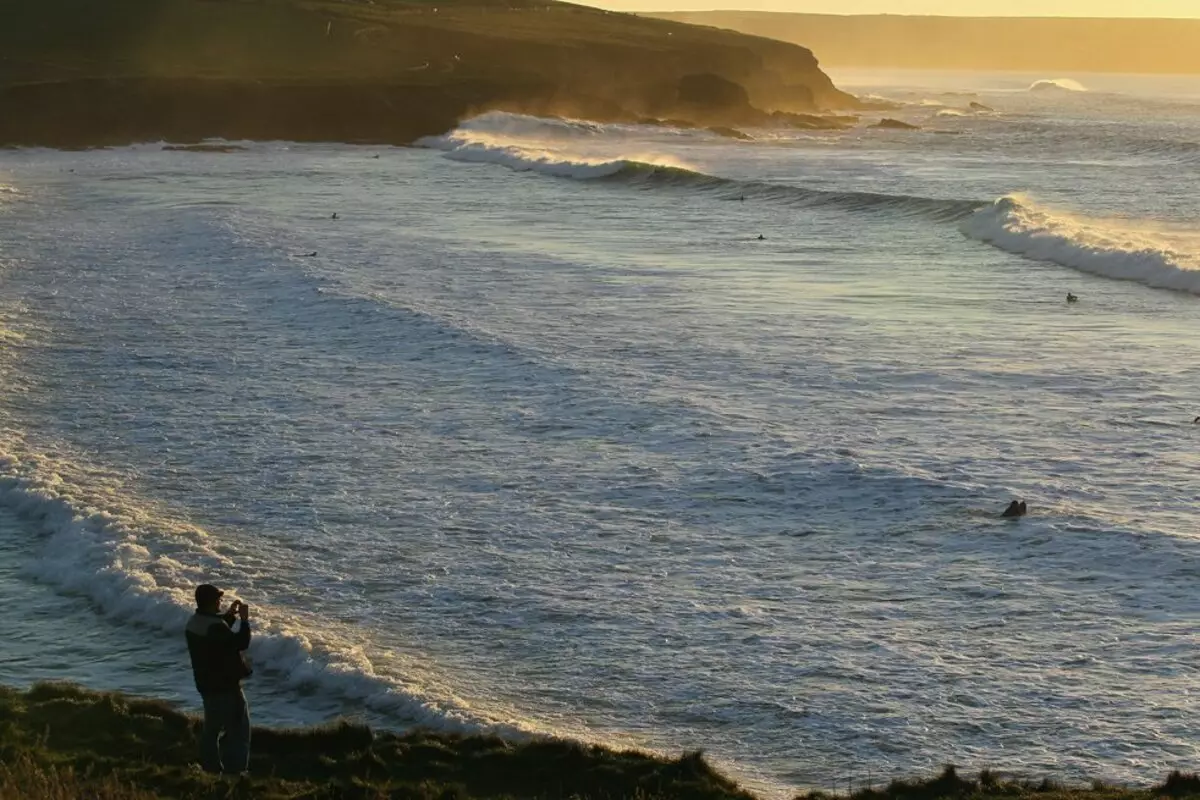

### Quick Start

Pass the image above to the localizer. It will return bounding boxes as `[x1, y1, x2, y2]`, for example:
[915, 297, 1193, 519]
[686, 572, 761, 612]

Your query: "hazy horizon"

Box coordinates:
[582, 1, 1200, 17]
[647, 10, 1200, 74]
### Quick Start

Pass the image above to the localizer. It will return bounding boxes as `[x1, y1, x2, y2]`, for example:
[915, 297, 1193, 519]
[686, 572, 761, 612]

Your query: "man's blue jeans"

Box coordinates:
[200, 688, 250, 774]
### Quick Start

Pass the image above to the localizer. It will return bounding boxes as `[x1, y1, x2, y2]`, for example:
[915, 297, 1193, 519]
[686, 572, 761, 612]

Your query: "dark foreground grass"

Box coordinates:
[1, 683, 1198, 800]
[0, 682, 751, 800]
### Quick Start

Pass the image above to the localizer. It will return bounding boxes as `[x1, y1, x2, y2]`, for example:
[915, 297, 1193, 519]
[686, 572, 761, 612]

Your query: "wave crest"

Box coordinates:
[961, 195, 1200, 292]
[454, 110, 621, 140]
[1028, 78, 1088, 93]
[421, 122, 984, 222]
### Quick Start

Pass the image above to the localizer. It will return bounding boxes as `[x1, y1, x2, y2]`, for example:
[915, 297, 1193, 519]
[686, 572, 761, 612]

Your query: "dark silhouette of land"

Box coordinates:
[0, 0, 861, 148]
[649, 13, 1200, 75]
[5, 682, 1200, 800]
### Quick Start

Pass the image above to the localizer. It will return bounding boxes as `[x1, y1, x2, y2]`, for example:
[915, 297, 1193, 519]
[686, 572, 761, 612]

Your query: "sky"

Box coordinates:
[582, 0, 1200, 16]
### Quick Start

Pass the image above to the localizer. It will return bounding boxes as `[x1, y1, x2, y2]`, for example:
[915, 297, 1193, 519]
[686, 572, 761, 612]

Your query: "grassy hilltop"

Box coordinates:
[0, 0, 859, 148]
[4, 682, 1200, 800]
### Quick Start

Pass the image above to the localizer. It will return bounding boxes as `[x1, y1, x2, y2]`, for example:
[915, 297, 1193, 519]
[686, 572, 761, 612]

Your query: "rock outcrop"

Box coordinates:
[871, 118, 921, 130]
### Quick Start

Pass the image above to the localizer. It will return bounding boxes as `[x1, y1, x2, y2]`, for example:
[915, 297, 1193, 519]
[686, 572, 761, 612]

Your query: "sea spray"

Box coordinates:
[961, 195, 1200, 292]
[1028, 78, 1089, 93]
[422, 118, 984, 221]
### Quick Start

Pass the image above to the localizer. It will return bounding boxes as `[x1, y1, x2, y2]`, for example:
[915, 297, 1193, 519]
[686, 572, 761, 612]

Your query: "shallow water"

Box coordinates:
[1, 68, 1198, 796]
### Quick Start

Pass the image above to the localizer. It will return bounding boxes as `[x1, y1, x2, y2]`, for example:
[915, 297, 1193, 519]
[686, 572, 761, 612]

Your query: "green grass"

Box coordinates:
[0, 0, 859, 146]
[2, 682, 1199, 800]
[0, 0, 852, 105]
[0, 682, 756, 800]
[0, 0, 820, 86]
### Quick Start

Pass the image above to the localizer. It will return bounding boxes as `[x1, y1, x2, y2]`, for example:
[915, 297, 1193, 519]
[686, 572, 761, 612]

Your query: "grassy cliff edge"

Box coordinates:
[3, 682, 1199, 800]
[0, 0, 861, 148]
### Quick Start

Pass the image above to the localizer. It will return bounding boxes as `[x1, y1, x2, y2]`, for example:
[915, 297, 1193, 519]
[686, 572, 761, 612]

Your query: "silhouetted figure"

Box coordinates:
[1001, 500, 1027, 518]
[1066, 293, 1078, 303]
[1193, 416, 1200, 424]
[331, 213, 339, 220]
[756, 234, 766, 240]
[186, 584, 252, 774]
[739, 195, 745, 202]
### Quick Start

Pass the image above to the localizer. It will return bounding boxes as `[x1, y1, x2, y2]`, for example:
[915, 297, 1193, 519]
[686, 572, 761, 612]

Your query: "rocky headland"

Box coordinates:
[0, 0, 862, 148]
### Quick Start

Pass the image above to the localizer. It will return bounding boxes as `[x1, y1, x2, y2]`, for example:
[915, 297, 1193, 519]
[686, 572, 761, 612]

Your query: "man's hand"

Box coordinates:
[238, 602, 250, 622]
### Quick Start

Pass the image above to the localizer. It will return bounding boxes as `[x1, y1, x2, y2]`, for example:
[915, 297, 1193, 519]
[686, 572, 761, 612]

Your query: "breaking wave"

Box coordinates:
[961, 195, 1200, 293]
[453, 110, 625, 140]
[451, 110, 702, 140]
[420, 127, 985, 222]
[0, 436, 535, 739]
[427, 115, 1200, 293]
[1028, 78, 1089, 93]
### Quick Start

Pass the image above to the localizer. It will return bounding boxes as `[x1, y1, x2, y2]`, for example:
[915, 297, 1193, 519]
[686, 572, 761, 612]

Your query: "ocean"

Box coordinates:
[1, 68, 1198, 795]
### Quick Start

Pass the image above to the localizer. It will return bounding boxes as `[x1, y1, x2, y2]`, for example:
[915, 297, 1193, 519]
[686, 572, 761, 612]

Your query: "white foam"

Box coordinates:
[0, 436, 536, 738]
[1028, 78, 1088, 93]
[419, 135, 634, 178]
[0, 183, 21, 210]
[450, 110, 688, 142]
[454, 110, 613, 139]
[418, 127, 692, 180]
[962, 195, 1200, 292]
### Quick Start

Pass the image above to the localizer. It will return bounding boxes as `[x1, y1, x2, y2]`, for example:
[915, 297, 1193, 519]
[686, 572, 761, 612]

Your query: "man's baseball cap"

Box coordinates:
[195, 584, 224, 607]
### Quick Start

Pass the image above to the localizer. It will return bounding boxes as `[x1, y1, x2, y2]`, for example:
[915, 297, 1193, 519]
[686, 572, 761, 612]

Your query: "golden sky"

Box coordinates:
[585, 0, 1200, 15]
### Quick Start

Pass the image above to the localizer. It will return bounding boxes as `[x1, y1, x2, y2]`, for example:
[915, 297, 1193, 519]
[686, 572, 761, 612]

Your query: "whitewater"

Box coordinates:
[1, 68, 1199, 795]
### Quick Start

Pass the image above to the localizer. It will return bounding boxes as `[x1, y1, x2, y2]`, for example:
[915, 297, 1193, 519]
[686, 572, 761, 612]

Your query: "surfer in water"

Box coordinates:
[1001, 500, 1027, 518]
[1066, 293, 1078, 303]
[756, 234, 766, 240]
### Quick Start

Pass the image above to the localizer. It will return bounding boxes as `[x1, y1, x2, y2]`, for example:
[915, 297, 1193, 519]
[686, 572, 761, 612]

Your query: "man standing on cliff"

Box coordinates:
[186, 584, 253, 774]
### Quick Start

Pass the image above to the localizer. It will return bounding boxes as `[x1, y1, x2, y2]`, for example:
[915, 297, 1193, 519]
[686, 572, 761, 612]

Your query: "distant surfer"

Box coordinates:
[756, 234, 766, 240]
[331, 212, 339, 220]
[1066, 293, 1078, 303]
[1001, 500, 1027, 518]
[1193, 416, 1200, 424]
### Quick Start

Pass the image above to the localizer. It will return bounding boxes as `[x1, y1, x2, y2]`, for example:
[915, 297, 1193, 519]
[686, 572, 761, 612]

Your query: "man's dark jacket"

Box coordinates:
[185, 611, 252, 695]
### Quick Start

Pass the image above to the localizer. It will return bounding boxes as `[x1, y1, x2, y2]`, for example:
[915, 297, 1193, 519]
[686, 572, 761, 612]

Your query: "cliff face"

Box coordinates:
[0, 0, 858, 148]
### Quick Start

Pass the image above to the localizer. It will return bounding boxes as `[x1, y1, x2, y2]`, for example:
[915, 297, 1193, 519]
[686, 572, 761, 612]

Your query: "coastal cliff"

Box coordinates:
[0, 0, 859, 148]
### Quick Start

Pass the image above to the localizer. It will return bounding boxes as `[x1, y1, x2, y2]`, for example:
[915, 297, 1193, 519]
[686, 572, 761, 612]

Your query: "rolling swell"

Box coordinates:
[614, 161, 986, 221]
[420, 131, 986, 222]
[427, 115, 1200, 292]
[961, 195, 1200, 293]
